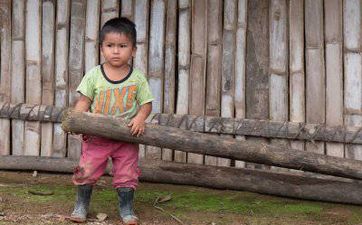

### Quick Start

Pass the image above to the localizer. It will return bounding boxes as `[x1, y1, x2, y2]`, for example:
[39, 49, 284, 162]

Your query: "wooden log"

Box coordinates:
[162, 0, 177, 161]
[3, 103, 362, 145]
[25, 0, 42, 156]
[68, 0, 87, 159]
[54, 0, 70, 157]
[85, 0, 100, 72]
[344, 0, 362, 161]
[62, 110, 362, 180]
[205, 0, 222, 166]
[41, 0, 56, 157]
[188, 0, 207, 164]
[325, 0, 344, 158]
[289, 0, 305, 151]
[146, 0, 166, 160]
[2, 155, 362, 205]
[234, 0, 247, 168]
[175, 0, 191, 163]
[305, 0, 325, 154]
[11, 0, 26, 156]
[0, 0, 11, 155]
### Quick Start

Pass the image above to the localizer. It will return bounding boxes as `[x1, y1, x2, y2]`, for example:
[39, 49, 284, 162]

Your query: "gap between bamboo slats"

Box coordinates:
[146, 0, 166, 161]
[162, 0, 177, 161]
[53, 0, 70, 158]
[175, 0, 191, 163]
[68, 0, 86, 159]
[325, 0, 344, 158]
[305, 0, 325, 155]
[0, 0, 11, 155]
[187, 0, 207, 165]
[343, 0, 362, 160]
[10, 0, 25, 156]
[245, 0, 269, 170]
[41, 0, 55, 157]
[25, 0, 41, 156]
[289, 0, 305, 152]
[134, 0, 150, 159]
[205, 0, 222, 166]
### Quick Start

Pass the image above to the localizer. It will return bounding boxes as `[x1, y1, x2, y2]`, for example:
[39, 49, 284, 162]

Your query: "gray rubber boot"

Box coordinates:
[70, 184, 93, 223]
[117, 187, 138, 225]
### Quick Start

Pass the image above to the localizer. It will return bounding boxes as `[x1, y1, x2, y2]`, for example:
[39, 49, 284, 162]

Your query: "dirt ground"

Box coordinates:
[0, 170, 362, 225]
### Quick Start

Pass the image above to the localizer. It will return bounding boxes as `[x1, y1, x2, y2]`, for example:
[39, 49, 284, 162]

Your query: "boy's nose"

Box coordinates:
[113, 46, 120, 53]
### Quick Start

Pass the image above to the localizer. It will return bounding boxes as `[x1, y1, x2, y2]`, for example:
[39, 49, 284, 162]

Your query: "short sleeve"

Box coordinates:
[137, 74, 154, 105]
[76, 73, 95, 100]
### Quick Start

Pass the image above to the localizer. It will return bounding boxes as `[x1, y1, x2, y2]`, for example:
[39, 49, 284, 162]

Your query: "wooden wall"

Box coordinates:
[1, 0, 362, 167]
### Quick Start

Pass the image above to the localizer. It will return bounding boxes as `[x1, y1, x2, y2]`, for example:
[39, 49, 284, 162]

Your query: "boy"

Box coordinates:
[69, 17, 153, 225]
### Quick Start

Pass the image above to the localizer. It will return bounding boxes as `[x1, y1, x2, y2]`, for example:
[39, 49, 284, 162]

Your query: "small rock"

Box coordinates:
[32, 171, 38, 177]
[96, 213, 108, 222]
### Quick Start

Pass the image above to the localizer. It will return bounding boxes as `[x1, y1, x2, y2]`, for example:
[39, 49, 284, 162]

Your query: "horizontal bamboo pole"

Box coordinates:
[60, 109, 362, 180]
[1, 155, 362, 205]
[1, 102, 362, 145]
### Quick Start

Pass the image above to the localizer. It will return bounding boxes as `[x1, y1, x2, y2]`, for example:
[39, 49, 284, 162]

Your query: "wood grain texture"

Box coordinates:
[85, 0, 100, 72]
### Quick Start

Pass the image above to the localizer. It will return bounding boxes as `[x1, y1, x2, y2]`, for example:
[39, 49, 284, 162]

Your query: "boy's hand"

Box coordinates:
[128, 116, 146, 137]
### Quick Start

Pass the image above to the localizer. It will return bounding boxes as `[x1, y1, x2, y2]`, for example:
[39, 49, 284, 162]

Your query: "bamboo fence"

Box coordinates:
[1, 0, 361, 168]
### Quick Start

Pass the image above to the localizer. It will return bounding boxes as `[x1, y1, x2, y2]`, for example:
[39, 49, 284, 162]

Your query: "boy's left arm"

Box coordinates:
[128, 102, 152, 137]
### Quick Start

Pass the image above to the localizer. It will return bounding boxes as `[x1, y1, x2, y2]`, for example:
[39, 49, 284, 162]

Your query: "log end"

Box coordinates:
[61, 108, 75, 133]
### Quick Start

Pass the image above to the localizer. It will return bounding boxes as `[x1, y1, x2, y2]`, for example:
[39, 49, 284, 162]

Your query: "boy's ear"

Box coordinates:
[132, 46, 137, 57]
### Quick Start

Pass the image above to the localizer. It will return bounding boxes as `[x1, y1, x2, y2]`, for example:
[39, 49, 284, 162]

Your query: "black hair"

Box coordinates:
[99, 17, 137, 46]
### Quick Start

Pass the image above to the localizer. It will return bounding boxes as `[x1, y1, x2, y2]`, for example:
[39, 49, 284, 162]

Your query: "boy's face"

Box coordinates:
[100, 32, 136, 68]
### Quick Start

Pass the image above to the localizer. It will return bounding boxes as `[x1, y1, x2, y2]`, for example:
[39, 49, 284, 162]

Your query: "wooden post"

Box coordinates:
[41, 0, 55, 157]
[134, 0, 150, 159]
[10, 0, 25, 156]
[121, 0, 134, 19]
[205, 0, 222, 166]
[246, 0, 269, 169]
[68, 0, 86, 159]
[0, 0, 11, 155]
[100, 0, 119, 63]
[162, 0, 177, 161]
[54, 0, 70, 157]
[25, 0, 41, 156]
[85, 0, 100, 73]
[289, 0, 305, 151]
[146, 0, 166, 160]
[188, 0, 207, 164]
[62, 110, 362, 181]
[175, 0, 191, 163]
[325, 0, 344, 158]
[343, 0, 362, 160]
[305, 0, 325, 154]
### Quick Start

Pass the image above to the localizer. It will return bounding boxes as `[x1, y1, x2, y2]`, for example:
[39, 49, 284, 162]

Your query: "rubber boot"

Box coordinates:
[117, 187, 138, 225]
[69, 184, 93, 223]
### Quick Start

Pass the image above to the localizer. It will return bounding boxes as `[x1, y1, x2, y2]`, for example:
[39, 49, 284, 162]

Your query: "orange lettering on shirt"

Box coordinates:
[103, 89, 112, 115]
[112, 87, 127, 114]
[126, 85, 137, 110]
[94, 90, 105, 113]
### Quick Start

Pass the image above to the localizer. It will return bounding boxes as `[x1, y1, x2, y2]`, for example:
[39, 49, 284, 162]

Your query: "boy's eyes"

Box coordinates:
[105, 44, 128, 48]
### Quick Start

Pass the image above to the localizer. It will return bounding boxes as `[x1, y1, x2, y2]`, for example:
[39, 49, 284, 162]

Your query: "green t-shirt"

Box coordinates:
[77, 65, 154, 119]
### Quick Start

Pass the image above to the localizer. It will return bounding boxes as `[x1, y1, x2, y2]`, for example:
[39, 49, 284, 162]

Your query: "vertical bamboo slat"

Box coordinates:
[0, 0, 11, 155]
[85, 0, 100, 73]
[134, 0, 150, 159]
[188, 0, 207, 164]
[289, 0, 305, 151]
[68, 0, 86, 159]
[219, 0, 237, 167]
[25, 0, 41, 156]
[245, 0, 269, 169]
[343, 0, 362, 160]
[146, 0, 166, 160]
[41, 0, 55, 156]
[53, 0, 70, 157]
[121, 0, 134, 19]
[162, 0, 177, 161]
[325, 0, 344, 158]
[204, 0, 222, 166]
[305, 0, 325, 154]
[10, 0, 25, 156]
[175, 0, 191, 163]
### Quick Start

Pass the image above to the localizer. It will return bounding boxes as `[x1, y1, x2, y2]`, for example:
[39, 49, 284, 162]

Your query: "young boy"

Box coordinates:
[69, 17, 153, 225]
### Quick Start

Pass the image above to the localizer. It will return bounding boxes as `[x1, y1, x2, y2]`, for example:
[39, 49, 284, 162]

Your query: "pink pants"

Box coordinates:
[72, 135, 140, 189]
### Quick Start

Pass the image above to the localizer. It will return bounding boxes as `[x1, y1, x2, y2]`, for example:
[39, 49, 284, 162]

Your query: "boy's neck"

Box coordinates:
[103, 63, 130, 81]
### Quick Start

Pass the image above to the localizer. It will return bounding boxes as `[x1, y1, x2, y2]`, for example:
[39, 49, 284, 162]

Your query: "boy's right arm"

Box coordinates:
[74, 94, 92, 112]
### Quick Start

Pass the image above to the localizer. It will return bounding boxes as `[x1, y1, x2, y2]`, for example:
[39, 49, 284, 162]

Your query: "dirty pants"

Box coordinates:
[72, 135, 140, 189]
